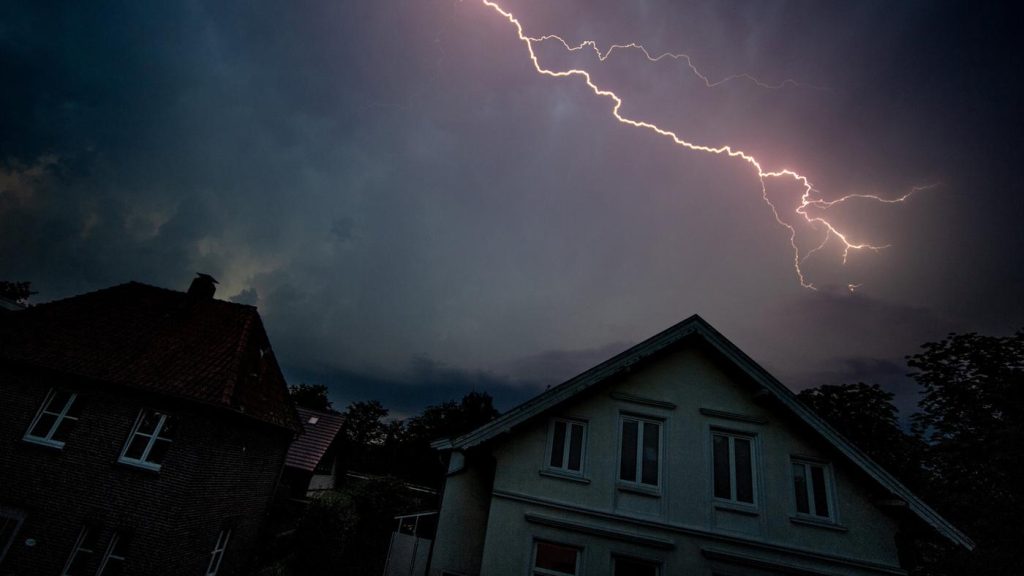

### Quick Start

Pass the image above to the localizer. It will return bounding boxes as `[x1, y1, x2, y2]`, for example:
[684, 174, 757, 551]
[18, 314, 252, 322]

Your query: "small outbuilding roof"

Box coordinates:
[286, 406, 346, 472]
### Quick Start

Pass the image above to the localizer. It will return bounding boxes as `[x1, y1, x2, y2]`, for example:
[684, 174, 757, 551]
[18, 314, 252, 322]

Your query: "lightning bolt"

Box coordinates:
[475, 0, 926, 290]
[528, 35, 821, 91]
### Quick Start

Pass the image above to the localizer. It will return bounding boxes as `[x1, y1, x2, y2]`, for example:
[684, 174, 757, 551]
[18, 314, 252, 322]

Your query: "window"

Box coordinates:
[118, 409, 176, 471]
[96, 533, 128, 576]
[614, 556, 659, 576]
[619, 416, 661, 488]
[792, 460, 834, 520]
[533, 541, 579, 576]
[24, 388, 81, 448]
[62, 526, 97, 576]
[0, 507, 25, 565]
[206, 529, 231, 575]
[712, 431, 756, 506]
[547, 419, 586, 474]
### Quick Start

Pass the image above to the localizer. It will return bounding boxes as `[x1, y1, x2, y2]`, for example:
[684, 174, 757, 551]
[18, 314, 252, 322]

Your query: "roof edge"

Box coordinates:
[439, 314, 974, 550]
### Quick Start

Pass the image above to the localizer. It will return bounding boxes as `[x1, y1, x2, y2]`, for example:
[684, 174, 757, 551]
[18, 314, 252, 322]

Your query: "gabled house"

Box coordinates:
[283, 406, 347, 497]
[428, 315, 973, 576]
[0, 276, 300, 575]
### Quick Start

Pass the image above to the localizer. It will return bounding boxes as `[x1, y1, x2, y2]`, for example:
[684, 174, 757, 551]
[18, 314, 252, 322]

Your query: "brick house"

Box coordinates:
[0, 276, 300, 575]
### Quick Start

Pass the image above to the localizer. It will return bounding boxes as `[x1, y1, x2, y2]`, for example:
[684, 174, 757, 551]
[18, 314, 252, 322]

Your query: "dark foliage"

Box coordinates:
[0, 280, 35, 304]
[797, 382, 924, 488]
[290, 477, 418, 576]
[288, 383, 337, 413]
[907, 331, 1024, 575]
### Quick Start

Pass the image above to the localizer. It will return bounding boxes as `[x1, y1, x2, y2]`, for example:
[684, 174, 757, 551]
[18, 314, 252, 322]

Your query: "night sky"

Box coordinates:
[3, 1, 1022, 418]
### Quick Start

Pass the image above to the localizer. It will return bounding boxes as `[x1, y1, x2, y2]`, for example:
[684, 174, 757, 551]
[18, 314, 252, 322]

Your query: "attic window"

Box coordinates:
[308, 416, 319, 425]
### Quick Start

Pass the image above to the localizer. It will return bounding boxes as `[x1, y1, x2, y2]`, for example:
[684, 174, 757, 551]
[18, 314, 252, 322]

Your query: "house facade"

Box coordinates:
[0, 277, 299, 575]
[429, 316, 972, 576]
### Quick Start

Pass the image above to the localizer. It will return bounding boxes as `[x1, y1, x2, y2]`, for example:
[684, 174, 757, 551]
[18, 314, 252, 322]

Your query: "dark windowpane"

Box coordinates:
[30, 412, 58, 438]
[811, 466, 829, 517]
[620, 420, 638, 482]
[99, 556, 125, 576]
[124, 435, 149, 460]
[49, 389, 73, 411]
[793, 463, 810, 513]
[615, 557, 658, 576]
[147, 438, 172, 465]
[713, 435, 730, 499]
[66, 551, 93, 576]
[535, 542, 577, 574]
[550, 421, 567, 468]
[567, 424, 583, 471]
[735, 438, 753, 503]
[51, 417, 77, 443]
[157, 416, 176, 440]
[137, 411, 160, 435]
[65, 394, 83, 418]
[641, 422, 659, 486]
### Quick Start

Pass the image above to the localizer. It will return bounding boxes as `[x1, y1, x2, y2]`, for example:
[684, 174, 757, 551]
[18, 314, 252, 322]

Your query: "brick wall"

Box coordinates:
[0, 367, 292, 575]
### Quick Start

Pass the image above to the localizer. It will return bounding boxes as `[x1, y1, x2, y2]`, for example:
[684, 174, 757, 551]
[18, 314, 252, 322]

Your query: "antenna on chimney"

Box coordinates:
[188, 273, 218, 299]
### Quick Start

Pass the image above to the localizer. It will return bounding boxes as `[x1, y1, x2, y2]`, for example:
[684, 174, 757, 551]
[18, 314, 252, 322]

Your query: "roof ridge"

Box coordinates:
[434, 314, 974, 550]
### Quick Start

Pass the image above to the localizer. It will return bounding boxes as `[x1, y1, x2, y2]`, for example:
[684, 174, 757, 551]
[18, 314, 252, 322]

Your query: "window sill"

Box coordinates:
[617, 483, 661, 498]
[21, 436, 65, 450]
[116, 457, 162, 474]
[539, 469, 590, 484]
[713, 501, 760, 516]
[789, 515, 847, 532]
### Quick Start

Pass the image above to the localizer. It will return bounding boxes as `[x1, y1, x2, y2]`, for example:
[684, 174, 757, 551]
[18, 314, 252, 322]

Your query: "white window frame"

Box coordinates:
[791, 458, 837, 522]
[61, 526, 96, 576]
[23, 388, 80, 448]
[544, 418, 587, 476]
[532, 540, 580, 576]
[118, 409, 174, 471]
[0, 506, 26, 565]
[206, 529, 231, 575]
[710, 429, 759, 508]
[96, 533, 126, 575]
[617, 414, 662, 490]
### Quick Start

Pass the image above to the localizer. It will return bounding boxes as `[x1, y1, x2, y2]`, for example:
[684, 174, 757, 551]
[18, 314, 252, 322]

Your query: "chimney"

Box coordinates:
[187, 273, 218, 299]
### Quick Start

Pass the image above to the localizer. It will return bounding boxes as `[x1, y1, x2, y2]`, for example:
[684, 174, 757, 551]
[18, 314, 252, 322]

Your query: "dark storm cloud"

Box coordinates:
[2, 0, 1022, 416]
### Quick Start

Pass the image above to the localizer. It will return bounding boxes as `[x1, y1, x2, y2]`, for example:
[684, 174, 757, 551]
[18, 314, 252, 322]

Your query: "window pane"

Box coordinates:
[567, 424, 583, 472]
[156, 415, 176, 440]
[30, 412, 58, 438]
[615, 557, 658, 576]
[535, 542, 577, 574]
[64, 394, 84, 418]
[550, 421, 566, 468]
[51, 417, 77, 443]
[124, 435, 149, 460]
[712, 435, 730, 499]
[147, 438, 172, 465]
[811, 466, 830, 517]
[735, 438, 753, 503]
[620, 420, 638, 482]
[793, 463, 810, 513]
[137, 411, 161, 435]
[641, 422, 659, 486]
[48, 389, 73, 411]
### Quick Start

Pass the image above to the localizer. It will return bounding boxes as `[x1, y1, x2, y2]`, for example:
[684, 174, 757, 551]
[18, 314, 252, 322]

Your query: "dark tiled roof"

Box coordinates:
[285, 407, 345, 472]
[0, 282, 300, 432]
